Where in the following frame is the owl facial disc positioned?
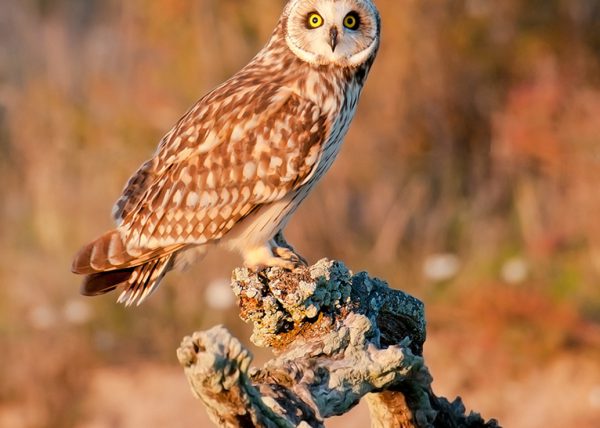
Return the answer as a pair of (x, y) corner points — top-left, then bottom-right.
(284, 0), (380, 67)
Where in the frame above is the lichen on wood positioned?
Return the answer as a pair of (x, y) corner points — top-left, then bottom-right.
(177, 259), (500, 427)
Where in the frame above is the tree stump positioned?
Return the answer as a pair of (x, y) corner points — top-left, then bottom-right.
(177, 259), (500, 427)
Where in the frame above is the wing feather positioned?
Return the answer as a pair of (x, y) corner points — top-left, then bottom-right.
(117, 84), (328, 251)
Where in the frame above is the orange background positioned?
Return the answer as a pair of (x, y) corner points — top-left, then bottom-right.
(1, 0), (599, 426)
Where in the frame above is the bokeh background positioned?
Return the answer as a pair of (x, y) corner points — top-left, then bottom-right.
(1, 0), (600, 426)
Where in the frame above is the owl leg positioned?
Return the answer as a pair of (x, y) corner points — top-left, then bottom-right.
(270, 230), (308, 267)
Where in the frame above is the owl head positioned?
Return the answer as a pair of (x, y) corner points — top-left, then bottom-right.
(284, 0), (380, 67)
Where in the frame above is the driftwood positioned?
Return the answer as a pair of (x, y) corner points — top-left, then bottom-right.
(177, 259), (500, 427)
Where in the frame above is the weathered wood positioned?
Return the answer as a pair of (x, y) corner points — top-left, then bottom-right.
(177, 259), (500, 427)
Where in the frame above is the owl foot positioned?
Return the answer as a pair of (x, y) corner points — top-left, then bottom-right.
(271, 231), (308, 267)
(248, 253), (302, 272)
(271, 246), (308, 268)
(243, 240), (307, 272)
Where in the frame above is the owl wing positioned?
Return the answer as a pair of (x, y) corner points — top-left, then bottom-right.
(117, 84), (328, 254)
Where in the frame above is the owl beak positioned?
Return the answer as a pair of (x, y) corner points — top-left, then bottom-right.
(329, 26), (339, 52)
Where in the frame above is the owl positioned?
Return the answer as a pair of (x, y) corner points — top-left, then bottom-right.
(72, 0), (381, 306)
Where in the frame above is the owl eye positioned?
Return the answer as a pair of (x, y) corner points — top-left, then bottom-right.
(343, 12), (360, 30)
(306, 12), (324, 29)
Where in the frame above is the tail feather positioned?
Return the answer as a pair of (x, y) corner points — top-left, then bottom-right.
(72, 230), (139, 275)
(73, 229), (185, 306)
(82, 268), (135, 296)
(79, 253), (175, 306)
(116, 255), (174, 306)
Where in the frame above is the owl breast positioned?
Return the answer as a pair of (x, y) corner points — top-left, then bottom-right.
(311, 78), (364, 183)
(222, 67), (366, 251)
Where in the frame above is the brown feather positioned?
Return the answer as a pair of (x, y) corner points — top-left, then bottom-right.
(72, 230), (133, 274)
(81, 252), (175, 306)
(81, 268), (135, 296)
(72, 229), (186, 274)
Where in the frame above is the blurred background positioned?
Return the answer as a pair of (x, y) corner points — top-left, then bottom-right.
(1, 0), (600, 426)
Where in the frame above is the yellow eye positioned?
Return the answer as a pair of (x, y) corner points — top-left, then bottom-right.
(343, 12), (360, 30)
(307, 12), (324, 29)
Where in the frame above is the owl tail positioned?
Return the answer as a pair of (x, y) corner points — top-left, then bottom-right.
(72, 230), (178, 306)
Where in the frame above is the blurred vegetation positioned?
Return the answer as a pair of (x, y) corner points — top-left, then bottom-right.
(1, 0), (600, 426)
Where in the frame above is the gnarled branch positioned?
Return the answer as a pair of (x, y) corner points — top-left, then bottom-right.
(177, 259), (500, 427)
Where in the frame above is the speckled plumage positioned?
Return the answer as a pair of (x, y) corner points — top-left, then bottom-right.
(72, 0), (381, 306)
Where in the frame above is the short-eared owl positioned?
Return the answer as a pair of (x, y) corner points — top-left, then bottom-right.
(72, 0), (381, 306)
